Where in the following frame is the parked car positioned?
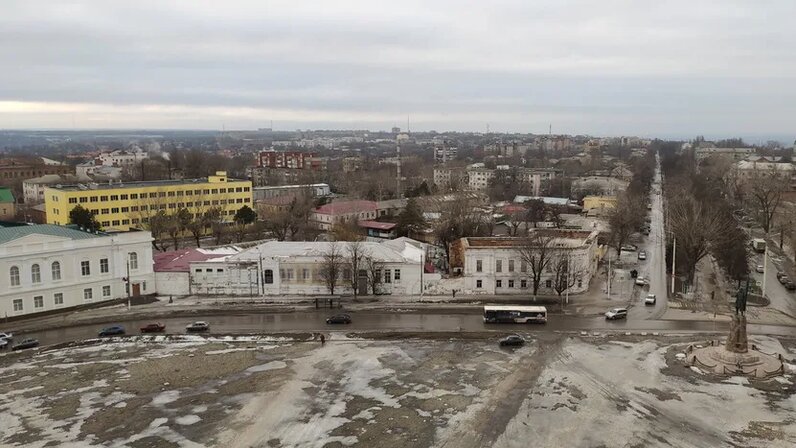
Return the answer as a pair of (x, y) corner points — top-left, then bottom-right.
(140, 323), (166, 333)
(638, 250), (647, 261)
(0, 332), (13, 341)
(0, 338), (8, 349)
(98, 325), (125, 337)
(499, 334), (525, 347)
(776, 271), (786, 281)
(326, 314), (352, 324)
(755, 264), (764, 273)
(621, 244), (637, 252)
(12, 338), (39, 351)
(186, 321), (210, 332)
(644, 293), (656, 305)
(784, 281), (796, 291)
(777, 275), (789, 285)
(635, 276), (647, 286)
(605, 308), (628, 320)
(0, 332), (13, 347)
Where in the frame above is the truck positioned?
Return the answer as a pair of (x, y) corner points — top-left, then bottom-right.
(752, 238), (766, 253)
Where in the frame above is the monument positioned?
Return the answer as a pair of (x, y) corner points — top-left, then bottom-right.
(685, 280), (785, 378)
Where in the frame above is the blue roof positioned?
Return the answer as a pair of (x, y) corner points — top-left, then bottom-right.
(0, 224), (104, 245)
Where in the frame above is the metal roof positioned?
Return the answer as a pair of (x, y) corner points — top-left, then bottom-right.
(0, 224), (103, 245)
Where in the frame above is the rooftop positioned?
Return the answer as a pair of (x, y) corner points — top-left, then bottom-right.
(358, 220), (397, 230)
(0, 188), (14, 203)
(154, 247), (242, 272)
(315, 200), (377, 215)
(45, 176), (249, 192)
(0, 224), (104, 245)
(231, 239), (423, 264)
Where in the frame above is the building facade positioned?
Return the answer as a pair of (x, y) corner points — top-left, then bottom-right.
(0, 188), (15, 220)
(452, 231), (601, 296)
(311, 200), (378, 230)
(0, 160), (72, 183)
(189, 239), (424, 296)
(23, 174), (81, 204)
(253, 183), (330, 201)
(44, 171), (253, 231)
(0, 225), (154, 317)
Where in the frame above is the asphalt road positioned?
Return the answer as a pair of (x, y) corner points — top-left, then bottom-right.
(7, 309), (794, 348)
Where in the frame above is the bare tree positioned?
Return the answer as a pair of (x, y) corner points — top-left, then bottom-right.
(745, 167), (787, 234)
(259, 193), (314, 241)
(346, 241), (367, 299)
(607, 192), (644, 256)
(364, 256), (383, 295)
(435, 196), (492, 269)
(319, 243), (345, 295)
(515, 231), (557, 297)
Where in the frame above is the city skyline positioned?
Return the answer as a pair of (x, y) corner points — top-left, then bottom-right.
(1, 1), (796, 139)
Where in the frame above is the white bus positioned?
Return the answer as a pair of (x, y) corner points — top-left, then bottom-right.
(483, 305), (547, 324)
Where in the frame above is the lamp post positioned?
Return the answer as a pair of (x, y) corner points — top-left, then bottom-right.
(666, 230), (676, 295)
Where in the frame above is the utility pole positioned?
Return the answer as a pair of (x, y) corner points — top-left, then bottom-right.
(565, 251), (570, 305)
(126, 260), (131, 311)
(607, 254), (612, 298)
(671, 236), (676, 295)
(762, 247), (767, 299)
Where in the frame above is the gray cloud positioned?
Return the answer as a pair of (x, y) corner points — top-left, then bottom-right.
(1, 0), (795, 138)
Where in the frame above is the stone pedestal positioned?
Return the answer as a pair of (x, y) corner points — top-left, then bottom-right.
(725, 314), (748, 353)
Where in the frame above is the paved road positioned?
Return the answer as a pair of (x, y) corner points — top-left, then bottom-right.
(754, 250), (796, 318)
(10, 309), (795, 348)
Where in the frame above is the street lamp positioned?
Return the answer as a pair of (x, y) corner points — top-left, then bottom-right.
(665, 230), (676, 295)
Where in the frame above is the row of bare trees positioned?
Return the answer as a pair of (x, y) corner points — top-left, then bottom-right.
(514, 231), (584, 298)
(317, 241), (385, 296)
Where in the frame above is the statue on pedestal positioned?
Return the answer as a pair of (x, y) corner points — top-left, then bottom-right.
(726, 280), (750, 353)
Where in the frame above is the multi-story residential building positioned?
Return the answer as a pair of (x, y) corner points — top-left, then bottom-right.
(467, 167), (496, 190)
(342, 157), (363, 173)
(76, 162), (123, 180)
(696, 147), (755, 161)
(96, 149), (149, 167)
(732, 160), (796, 191)
(0, 159), (72, 183)
(257, 150), (319, 169)
(253, 183), (330, 201)
(44, 171), (252, 231)
(451, 230), (600, 295)
(0, 224), (154, 317)
(23, 174), (81, 204)
(310, 200), (378, 230)
(189, 238), (424, 296)
(433, 142), (458, 163)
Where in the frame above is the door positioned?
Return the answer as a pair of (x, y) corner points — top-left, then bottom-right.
(357, 270), (368, 295)
(132, 283), (141, 297)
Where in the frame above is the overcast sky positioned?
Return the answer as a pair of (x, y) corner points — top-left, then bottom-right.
(1, 0), (795, 139)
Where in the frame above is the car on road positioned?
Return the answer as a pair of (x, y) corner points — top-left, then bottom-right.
(0, 332), (13, 341)
(98, 325), (125, 337)
(621, 244), (637, 252)
(140, 323), (166, 333)
(326, 314), (352, 324)
(644, 293), (656, 305)
(635, 276), (647, 286)
(776, 271), (786, 281)
(605, 308), (628, 320)
(0, 332), (13, 348)
(0, 338), (9, 349)
(755, 264), (764, 273)
(784, 281), (796, 291)
(186, 321), (210, 332)
(12, 338), (39, 351)
(778, 275), (790, 285)
(499, 334), (525, 347)
(638, 250), (647, 261)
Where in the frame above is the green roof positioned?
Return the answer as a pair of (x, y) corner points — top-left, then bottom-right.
(0, 188), (14, 203)
(0, 224), (104, 245)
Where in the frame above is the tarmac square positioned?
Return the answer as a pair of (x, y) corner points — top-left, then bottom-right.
(0, 333), (794, 448)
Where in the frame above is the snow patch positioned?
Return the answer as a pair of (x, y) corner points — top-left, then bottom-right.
(247, 361), (287, 373)
(151, 390), (180, 406)
(175, 415), (201, 425)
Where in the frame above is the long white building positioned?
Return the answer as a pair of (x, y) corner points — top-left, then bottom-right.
(0, 225), (154, 318)
(189, 238), (425, 296)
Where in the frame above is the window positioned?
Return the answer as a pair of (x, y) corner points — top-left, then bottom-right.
(120, 194), (128, 200)
(31, 264), (41, 283)
(121, 207), (129, 213)
(394, 269), (401, 281)
(203, 189), (210, 194)
(68, 197), (77, 204)
(90, 196), (98, 202)
(10, 266), (19, 286)
(176, 191), (183, 196)
(286, 269), (294, 280)
(302, 269), (309, 281)
(54, 293), (63, 305)
(34, 296), (43, 308)
(111, 207), (119, 213)
(508, 260), (514, 272)
(195, 268), (202, 273)
(101, 209), (109, 214)
(545, 279), (552, 288)
(79, 197), (87, 203)
(100, 258), (109, 273)
(476, 260), (482, 272)
(132, 219), (140, 224)
(158, 192), (166, 197)
(122, 219), (130, 225)
(496, 279), (502, 288)
(13, 299), (23, 312)
(112, 220), (120, 226)
(110, 195), (119, 201)
(129, 252), (138, 270)
(264, 269), (274, 284)
(343, 269), (351, 281)
(211, 189), (218, 194)
(83, 288), (93, 301)
(521, 279), (527, 288)
(130, 193), (138, 199)
(51, 261), (61, 280)
(206, 268), (213, 273)
(236, 187), (242, 192)
(81, 260), (90, 276)
(219, 188), (226, 193)
(216, 269), (224, 273)
(496, 260), (502, 273)
(508, 280), (514, 288)
(149, 193), (157, 198)
(476, 279), (482, 288)
(102, 285), (111, 297)
(521, 261), (527, 273)
(578, 279), (583, 288)
(142, 281), (146, 291)
(102, 221), (110, 227)
(186, 190), (193, 196)
(131, 206), (138, 212)
(384, 269), (391, 283)
(167, 191), (175, 197)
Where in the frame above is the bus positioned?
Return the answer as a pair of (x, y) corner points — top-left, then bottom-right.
(483, 305), (547, 324)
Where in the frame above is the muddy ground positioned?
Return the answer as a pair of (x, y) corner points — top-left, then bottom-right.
(0, 333), (794, 448)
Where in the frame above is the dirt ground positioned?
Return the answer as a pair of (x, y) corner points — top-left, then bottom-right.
(0, 333), (794, 448)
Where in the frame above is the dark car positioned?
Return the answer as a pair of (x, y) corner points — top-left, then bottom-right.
(499, 335), (525, 347)
(140, 323), (166, 333)
(778, 275), (790, 285)
(12, 338), (40, 351)
(185, 321), (210, 332)
(784, 281), (796, 291)
(326, 314), (352, 324)
(98, 325), (125, 337)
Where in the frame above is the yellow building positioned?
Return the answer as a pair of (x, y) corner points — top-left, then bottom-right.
(582, 195), (617, 215)
(45, 171), (253, 231)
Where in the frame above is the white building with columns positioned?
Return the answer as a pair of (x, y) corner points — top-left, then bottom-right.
(189, 238), (425, 297)
(0, 225), (154, 318)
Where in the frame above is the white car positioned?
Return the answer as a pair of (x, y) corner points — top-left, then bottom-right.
(635, 276), (647, 286)
(644, 293), (656, 305)
(605, 308), (628, 320)
(755, 264), (764, 273)
(0, 332), (12, 342)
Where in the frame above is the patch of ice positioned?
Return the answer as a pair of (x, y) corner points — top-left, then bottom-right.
(690, 366), (704, 374)
(175, 415), (201, 425)
(247, 361), (287, 373)
(152, 390), (180, 406)
(114, 402), (127, 408)
(149, 417), (168, 428)
(192, 405), (208, 413)
(205, 347), (258, 355)
(675, 353), (686, 360)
